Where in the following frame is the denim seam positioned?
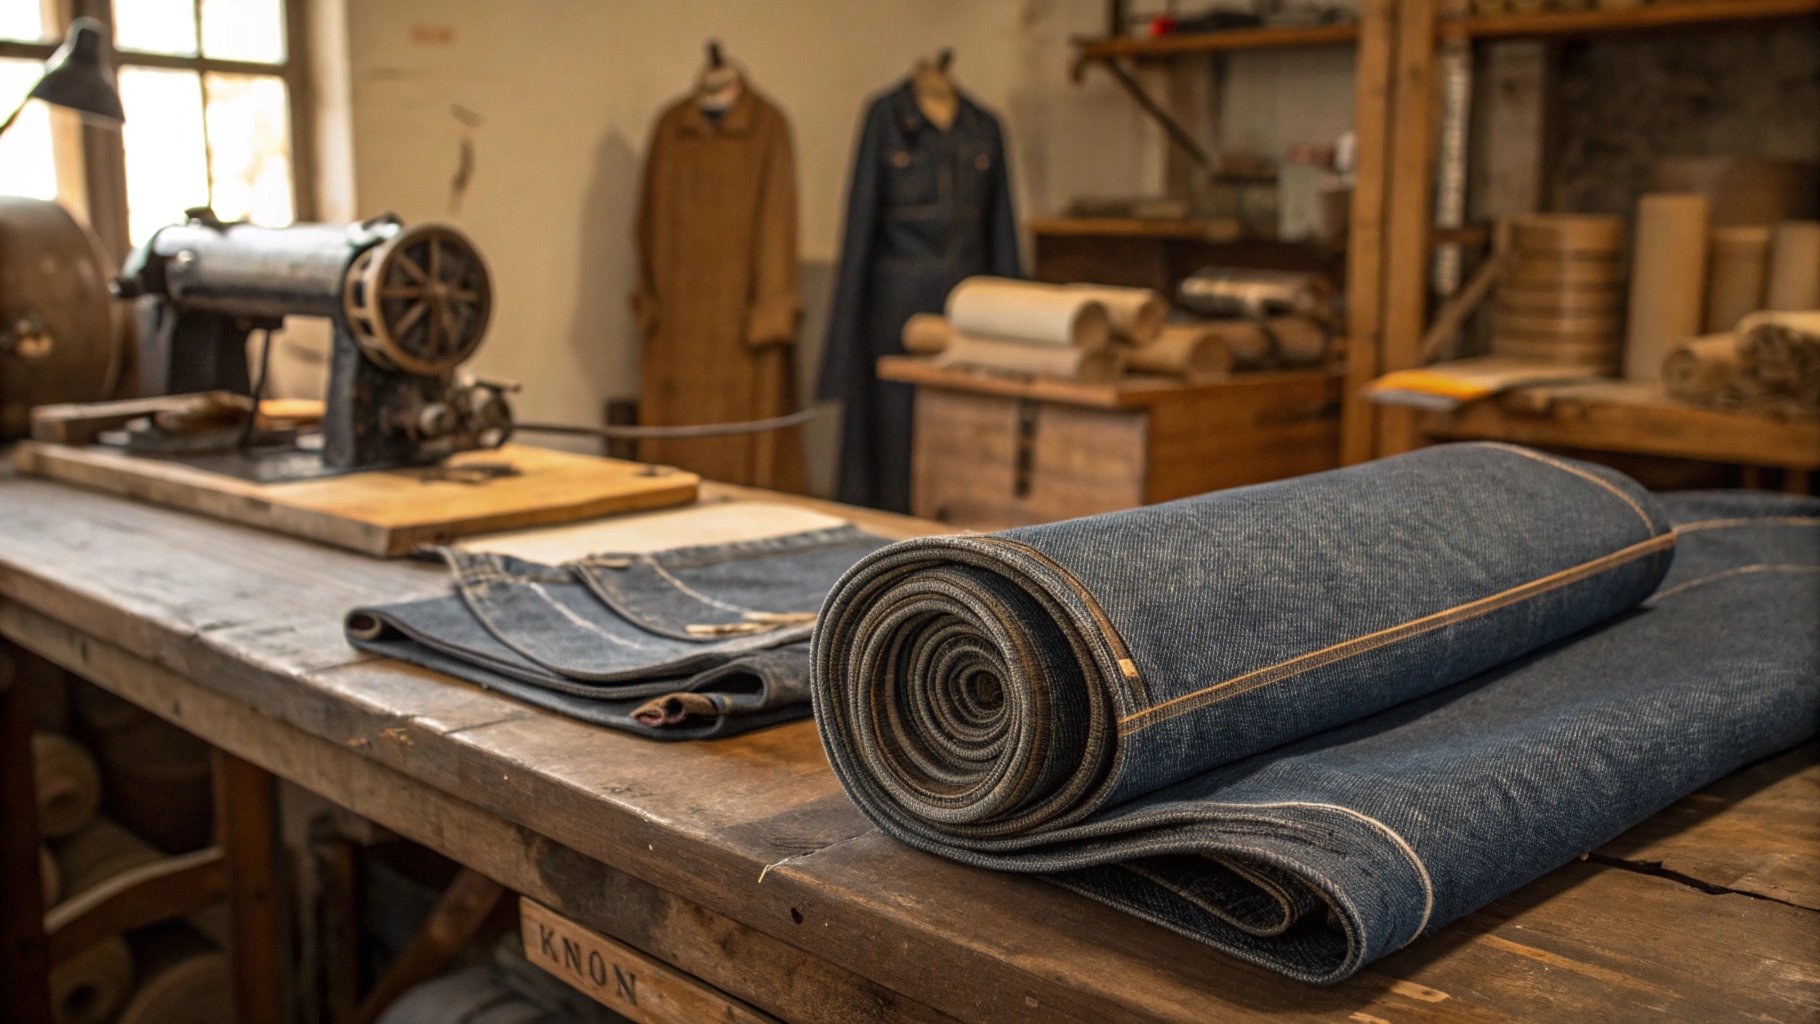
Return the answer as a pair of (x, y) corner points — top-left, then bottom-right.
(1672, 517), (1820, 534)
(516, 582), (648, 651)
(1645, 563), (1820, 605)
(1480, 442), (1658, 532)
(1118, 532), (1676, 733)
(975, 536), (1151, 705)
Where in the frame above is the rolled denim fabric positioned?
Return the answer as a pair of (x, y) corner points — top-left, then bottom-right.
(814, 443), (1777, 982)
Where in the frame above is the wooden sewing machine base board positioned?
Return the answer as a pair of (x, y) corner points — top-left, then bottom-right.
(11, 441), (701, 557)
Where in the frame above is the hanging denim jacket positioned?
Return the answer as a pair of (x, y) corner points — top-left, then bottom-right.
(816, 81), (1021, 513)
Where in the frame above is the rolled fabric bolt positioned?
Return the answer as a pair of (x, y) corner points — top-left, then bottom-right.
(1662, 333), (1743, 404)
(1736, 310), (1820, 408)
(901, 313), (953, 355)
(946, 277), (1113, 349)
(1063, 284), (1168, 343)
(50, 936), (134, 1024)
(1180, 316), (1329, 368)
(58, 815), (164, 898)
(33, 733), (102, 839)
(1626, 193), (1711, 381)
(1127, 325), (1234, 382)
(118, 927), (231, 1024)
(1766, 221), (1820, 312)
(1703, 226), (1773, 333)
(936, 333), (1126, 383)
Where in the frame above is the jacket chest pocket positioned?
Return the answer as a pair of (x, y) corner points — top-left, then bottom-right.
(883, 148), (937, 209)
(954, 144), (994, 212)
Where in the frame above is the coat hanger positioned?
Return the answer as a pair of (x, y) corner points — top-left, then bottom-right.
(696, 39), (743, 113)
(911, 48), (957, 130)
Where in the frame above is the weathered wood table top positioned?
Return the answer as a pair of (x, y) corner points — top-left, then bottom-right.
(0, 461), (1814, 1024)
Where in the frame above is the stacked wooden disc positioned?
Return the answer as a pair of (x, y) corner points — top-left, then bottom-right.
(1493, 214), (1628, 372)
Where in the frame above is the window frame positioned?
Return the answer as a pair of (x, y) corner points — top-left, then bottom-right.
(0, 0), (315, 262)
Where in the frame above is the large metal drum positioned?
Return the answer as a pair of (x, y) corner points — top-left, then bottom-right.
(0, 197), (119, 437)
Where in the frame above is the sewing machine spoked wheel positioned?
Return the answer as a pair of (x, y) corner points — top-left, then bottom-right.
(343, 223), (492, 376)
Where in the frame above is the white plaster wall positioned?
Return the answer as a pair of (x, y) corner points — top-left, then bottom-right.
(331, 0), (1160, 484)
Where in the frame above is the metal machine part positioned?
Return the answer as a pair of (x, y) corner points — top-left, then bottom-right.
(0, 197), (121, 438)
(112, 210), (506, 474)
(1177, 267), (1335, 321)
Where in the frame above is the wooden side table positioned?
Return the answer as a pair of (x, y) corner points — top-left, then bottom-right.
(877, 356), (1341, 530)
(1420, 379), (1820, 491)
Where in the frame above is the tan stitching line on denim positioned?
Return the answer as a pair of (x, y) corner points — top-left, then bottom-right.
(1118, 533), (1676, 733)
(1645, 563), (1820, 604)
(976, 536), (1152, 706)
(1480, 442), (1658, 532)
(1673, 517), (1820, 534)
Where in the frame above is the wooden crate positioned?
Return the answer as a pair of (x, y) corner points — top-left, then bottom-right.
(879, 357), (1341, 530)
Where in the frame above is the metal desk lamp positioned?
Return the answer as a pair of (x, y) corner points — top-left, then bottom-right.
(0, 16), (125, 137)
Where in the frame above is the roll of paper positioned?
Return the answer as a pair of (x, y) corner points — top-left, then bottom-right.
(1625, 193), (1711, 381)
(1703, 226), (1772, 332)
(1062, 284), (1167, 343)
(33, 733), (102, 839)
(1127, 325), (1235, 382)
(1766, 221), (1820, 312)
(1512, 213), (1626, 255)
(935, 333), (1125, 382)
(50, 937), (134, 1024)
(58, 816), (164, 898)
(946, 277), (1112, 349)
(900, 313), (952, 355)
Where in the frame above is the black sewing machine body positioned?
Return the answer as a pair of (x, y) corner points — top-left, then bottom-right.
(112, 212), (510, 479)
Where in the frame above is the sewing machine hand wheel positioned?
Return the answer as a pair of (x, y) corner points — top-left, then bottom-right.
(343, 223), (492, 376)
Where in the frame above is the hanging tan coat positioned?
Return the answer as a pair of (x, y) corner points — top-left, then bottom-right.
(633, 86), (806, 491)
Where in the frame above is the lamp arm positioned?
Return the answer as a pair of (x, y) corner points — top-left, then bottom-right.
(0, 87), (34, 138)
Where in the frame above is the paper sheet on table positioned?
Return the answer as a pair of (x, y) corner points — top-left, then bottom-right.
(1365, 356), (1606, 411)
(454, 501), (848, 563)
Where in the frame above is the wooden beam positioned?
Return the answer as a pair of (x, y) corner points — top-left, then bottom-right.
(1075, 23), (1359, 59)
(1339, 0), (1397, 464)
(1376, 0), (1441, 456)
(347, 867), (507, 1024)
(215, 750), (286, 1024)
(44, 847), (226, 965)
(0, 641), (53, 1024)
(1445, 0), (1820, 40)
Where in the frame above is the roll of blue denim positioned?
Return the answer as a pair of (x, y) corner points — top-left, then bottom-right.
(812, 443), (1820, 982)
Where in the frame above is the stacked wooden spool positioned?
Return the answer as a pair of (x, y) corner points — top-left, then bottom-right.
(1493, 214), (1628, 372)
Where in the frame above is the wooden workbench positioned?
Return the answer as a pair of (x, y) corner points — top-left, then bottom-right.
(0, 456), (1815, 1024)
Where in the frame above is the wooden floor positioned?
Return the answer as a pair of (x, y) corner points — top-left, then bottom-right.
(0, 464), (1814, 1024)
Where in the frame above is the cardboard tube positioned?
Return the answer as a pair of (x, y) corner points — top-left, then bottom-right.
(1662, 333), (1743, 403)
(1505, 255), (1626, 287)
(1625, 193), (1711, 381)
(49, 936), (134, 1024)
(1127, 325), (1234, 382)
(1063, 284), (1167, 342)
(33, 733), (102, 840)
(1186, 316), (1330, 367)
(901, 313), (952, 355)
(935, 334), (1126, 382)
(1703, 226), (1772, 332)
(946, 277), (1112, 349)
(1766, 221), (1820, 311)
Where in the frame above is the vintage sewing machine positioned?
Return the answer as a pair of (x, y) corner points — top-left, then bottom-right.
(106, 210), (512, 480)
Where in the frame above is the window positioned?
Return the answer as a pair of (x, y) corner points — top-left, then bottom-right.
(0, 0), (309, 254)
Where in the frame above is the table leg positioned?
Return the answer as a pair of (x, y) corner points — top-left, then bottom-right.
(214, 748), (286, 1024)
(0, 640), (53, 1024)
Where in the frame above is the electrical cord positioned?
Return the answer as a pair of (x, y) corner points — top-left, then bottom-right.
(513, 406), (820, 440)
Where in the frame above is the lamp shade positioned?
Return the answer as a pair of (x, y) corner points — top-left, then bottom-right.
(28, 17), (124, 126)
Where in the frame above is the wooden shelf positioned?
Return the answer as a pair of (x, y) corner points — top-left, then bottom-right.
(1028, 217), (1244, 242)
(1074, 22), (1359, 60)
(1442, 0), (1820, 41)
